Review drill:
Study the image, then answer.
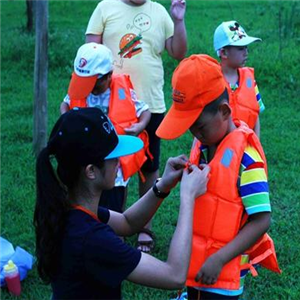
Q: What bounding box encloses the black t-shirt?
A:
[52,207,141,300]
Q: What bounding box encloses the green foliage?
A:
[1,0,300,299]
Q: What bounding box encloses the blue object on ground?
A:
[170,291,188,300]
[0,237,34,287]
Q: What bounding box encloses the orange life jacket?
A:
[69,74,151,181]
[108,74,151,181]
[226,68,260,129]
[187,121,280,290]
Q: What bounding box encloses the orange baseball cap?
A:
[156,54,226,140]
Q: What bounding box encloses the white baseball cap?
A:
[73,42,113,77]
[214,21,261,52]
[68,43,113,100]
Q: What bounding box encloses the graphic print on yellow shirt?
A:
[118,33,142,59]
[117,13,152,66]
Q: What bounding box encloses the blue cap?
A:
[105,135,143,160]
[214,21,261,52]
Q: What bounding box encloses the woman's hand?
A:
[158,155,188,193]
[180,164,210,200]
[158,156,210,197]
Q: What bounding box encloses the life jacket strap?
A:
[240,249,273,277]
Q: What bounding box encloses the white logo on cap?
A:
[79,58,87,68]
[103,122,112,134]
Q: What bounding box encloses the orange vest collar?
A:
[71,204,100,222]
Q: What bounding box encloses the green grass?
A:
[1,0,300,299]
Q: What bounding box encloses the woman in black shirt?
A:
[34,107,209,299]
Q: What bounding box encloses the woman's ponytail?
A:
[34,147,70,283]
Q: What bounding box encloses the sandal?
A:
[137,228,155,254]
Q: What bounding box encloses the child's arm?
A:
[85,34,102,44]
[165,0,187,60]
[195,212,271,285]
[124,109,151,136]
[60,101,70,115]
[254,116,261,138]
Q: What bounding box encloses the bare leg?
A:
[137,169,159,252]
[136,112,163,252]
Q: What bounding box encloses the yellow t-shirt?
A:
[86,0,174,113]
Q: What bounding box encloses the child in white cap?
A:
[214,21,264,138]
[60,42,151,216]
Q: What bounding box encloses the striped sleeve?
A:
[239,145,271,215]
[254,81,265,114]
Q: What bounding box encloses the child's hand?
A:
[170,0,186,22]
[124,123,143,136]
[195,254,224,285]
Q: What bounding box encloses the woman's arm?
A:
[107,155,186,234]
[108,156,209,237]
[126,164,210,289]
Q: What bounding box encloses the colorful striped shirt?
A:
[196,144,271,296]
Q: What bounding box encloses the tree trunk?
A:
[26,0,34,32]
[33,0,48,157]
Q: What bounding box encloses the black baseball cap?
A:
[47,107,143,167]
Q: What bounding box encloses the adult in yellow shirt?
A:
[86,0,187,253]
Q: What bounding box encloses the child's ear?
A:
[219,102,231,120]
[220,48,228,59]
[85,164,97,180]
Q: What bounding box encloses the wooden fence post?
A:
[33,0,48,157]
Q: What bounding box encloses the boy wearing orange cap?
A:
[214,21,264,138]
[156,55,280,299]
